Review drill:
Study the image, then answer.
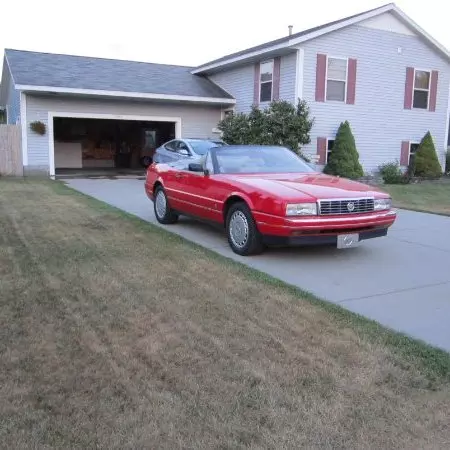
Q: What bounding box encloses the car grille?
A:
[318,198,374,215]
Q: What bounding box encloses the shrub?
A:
[218,99,314,158]
[30,120,46,135]
[378,162,406,184]
[323,121,364,179]
[414,131,442,178]
[445,151,450,174]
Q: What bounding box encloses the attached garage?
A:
[52,115,178,173]
[5,49,235,177]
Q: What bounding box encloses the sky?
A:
[0,0,449,73]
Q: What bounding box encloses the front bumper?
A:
[262,227,388,246]
[254,209,397,243]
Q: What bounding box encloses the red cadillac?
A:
[145,145,397,256]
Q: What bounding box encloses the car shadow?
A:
[175,215,371,260]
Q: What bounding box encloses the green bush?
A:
[445,151,450,174]
[414,131,442,178]
[218,99,314,157]
[323,121,364,179]
[378,162,406,184]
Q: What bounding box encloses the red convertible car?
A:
[145,145,397,256]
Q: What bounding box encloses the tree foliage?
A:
[218,100,314,157]
[324,121,364,179]
[414,131,442,178]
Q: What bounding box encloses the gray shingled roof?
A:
[194,4,391,71]
[5,49,233,99]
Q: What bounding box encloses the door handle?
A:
[175,173,184,179]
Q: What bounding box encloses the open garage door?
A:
[51,114,180,176]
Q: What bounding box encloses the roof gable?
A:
[192,3,449,74]
[5,49,234,102]
[359,11,416,36]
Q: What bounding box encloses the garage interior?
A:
[53,117,176,175]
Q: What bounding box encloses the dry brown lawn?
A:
[1,179,450,449]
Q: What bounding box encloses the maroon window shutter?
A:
[429,70,438,112]
[400,141,410,166]
[317,137,327,164]
[272,57,281,101]
[346,58,357,104]
[315,54,327,102]
[253,63,260,106]
[404,67,414,109]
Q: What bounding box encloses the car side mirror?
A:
[178,149,190,156]
[188,163,204,172]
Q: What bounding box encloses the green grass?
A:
[383,182,450,216]
[1,178,450,449]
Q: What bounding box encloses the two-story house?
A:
[1,3,449,177]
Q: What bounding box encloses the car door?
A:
[156,140,178,163]
[174,140,192,161]
[177,152,223,222]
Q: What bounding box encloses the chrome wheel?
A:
[155,190,167,218]
[229,210,249,248]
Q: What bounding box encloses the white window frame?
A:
[409,141,420,164]
[325,56,349,103]
[221,107,235,120]
[259,59,274,103]
[326,138,335,163]
[412,68,431,110]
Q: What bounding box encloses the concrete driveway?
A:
[66,178,450,352]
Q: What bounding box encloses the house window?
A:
[413,70,430,109]
[260,60,273,102]
[326,139,335,162]
[326,58,347,102]
[409,142,420,164]
[222,108,234,119]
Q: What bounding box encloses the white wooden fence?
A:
[0,125,22,176]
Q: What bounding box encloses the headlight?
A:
[286,203,318,216]
[374,198,392,211]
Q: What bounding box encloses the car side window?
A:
[164,140,177,152]
[204,152,214,174]
[176,141,190,154]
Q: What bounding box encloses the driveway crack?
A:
[337,279,450,304]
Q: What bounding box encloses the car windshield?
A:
[187,139,225,155]
[214,146,314,174]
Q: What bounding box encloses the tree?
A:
[414,131,442,178]
[218,99,314,158]
[324,121,364,179]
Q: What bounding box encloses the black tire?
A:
[141,156,153,167]
[154,187,178,224]
[226,202,264,256]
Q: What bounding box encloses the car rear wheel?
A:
[154,187,178,224]
[141,156,153,167]
[226,202,264,256]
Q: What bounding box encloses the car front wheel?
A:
[154,187,178,224]
[226,202,264,256]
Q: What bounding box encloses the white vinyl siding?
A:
[25,95,223,171]
[279,52,297,103]
[301,24,450,172]
[209,52,297,113]
[209,65,254,113]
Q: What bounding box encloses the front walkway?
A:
[66,178,450,352]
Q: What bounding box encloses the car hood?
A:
[222,173,385,201]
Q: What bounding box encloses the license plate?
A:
[337,233,360,249]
